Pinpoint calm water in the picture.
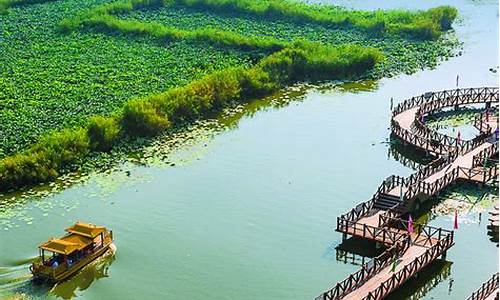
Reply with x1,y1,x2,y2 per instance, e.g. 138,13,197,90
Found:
0,0,498,299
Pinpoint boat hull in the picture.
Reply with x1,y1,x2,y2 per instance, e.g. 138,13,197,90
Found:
32,239,113,283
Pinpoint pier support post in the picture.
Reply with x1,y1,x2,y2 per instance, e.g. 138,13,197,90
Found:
486,102,491,109
342,233,347,241
441,251,447,260
454,104,460,111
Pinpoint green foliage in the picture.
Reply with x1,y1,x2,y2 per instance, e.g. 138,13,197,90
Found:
425,6,458,31
171,0,457,40
0,0,253,157
128,44,382,126
0,129,89,190
76,13,285,51
62,0,457,40
258,42,383,83
0,0,54,13
87,116,122,151
122,98,171,136
0,0,458,190
161,67,244,124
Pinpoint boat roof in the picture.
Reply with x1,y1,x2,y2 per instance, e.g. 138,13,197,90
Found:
65,221,106,238
39,221,107,255
39,234,92,255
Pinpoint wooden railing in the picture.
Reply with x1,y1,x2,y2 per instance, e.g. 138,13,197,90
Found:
404,154,456,187
466,273,499,300
472,143,499,168
321,87,498,300
378,166,461,226
411,118,489,155
393,87,499,117
392,87,498,155
458,165,499,183
337,175,410,224
362,231,454,300
378,216,454,248
337,219,409,246
317,236,411,300
474,113,493,134
378,162,498,227
391,120,454,155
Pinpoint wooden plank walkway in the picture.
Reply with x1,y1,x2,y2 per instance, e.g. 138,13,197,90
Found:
484,290,499,300
342,245,427,300
466,273,499,300
317,88,499,300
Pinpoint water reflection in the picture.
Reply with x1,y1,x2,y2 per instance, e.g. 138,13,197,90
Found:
388,139,435,170
487,228,499,244
334,237,384,266
1,254,115,300
386,260,453,300
49,254,115,299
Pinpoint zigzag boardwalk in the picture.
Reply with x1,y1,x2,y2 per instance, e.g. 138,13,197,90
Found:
316,87,499,300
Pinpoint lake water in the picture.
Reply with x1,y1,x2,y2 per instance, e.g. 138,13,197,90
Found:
0,0,498,299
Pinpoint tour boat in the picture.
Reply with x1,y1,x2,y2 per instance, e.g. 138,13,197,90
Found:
30,221,114,283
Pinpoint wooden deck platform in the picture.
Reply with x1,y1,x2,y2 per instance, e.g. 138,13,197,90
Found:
316,88,499,300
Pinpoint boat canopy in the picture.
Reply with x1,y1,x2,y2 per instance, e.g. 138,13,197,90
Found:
65,221,106,238
39,234,92,255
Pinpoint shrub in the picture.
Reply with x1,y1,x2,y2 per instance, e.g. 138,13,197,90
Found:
0,128,89,189
122,98,171,136
425,6,458,31
238,67,278,98
87,116,122,151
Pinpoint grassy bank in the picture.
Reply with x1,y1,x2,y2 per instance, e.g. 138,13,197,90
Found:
175,0,457,40
0,0,458,190
61,0,457,40
0,44,382,190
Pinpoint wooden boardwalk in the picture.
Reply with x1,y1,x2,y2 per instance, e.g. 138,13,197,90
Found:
316,87,499,300
466,273,499,300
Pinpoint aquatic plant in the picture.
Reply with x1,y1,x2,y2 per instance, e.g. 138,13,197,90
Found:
61,0,457,40
0,0,458,190
0,129,90,189
0,44,382,190
87,116,122,151
0,0,53,13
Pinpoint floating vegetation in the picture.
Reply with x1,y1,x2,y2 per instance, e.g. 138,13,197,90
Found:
0,0,460,192
0,85,308,228
432,182,498,216
425,107,482,129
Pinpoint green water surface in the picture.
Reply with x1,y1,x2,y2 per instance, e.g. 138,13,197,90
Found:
0,0,498,299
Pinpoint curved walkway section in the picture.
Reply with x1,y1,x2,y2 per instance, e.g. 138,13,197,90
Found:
316,87,499,300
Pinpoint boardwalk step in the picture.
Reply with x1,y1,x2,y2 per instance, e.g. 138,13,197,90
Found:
380,194,402,201
373,194,403,210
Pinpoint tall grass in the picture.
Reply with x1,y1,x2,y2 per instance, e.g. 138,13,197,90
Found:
0,129,90,189
2,0,453,189
62,13,286,52
174,0,457,39
0,44,382,190
61,0,457,40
